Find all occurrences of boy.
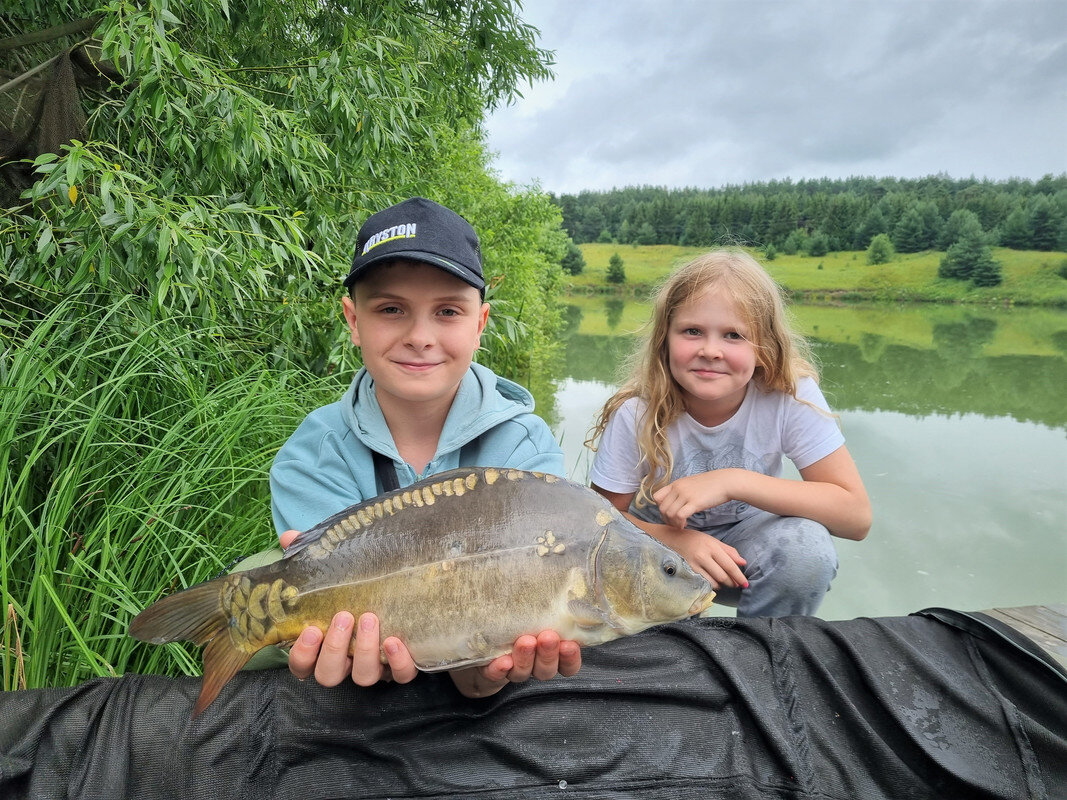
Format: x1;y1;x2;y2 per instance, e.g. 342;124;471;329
270;197;580;698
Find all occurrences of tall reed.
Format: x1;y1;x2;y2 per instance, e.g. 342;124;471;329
1;291;338;689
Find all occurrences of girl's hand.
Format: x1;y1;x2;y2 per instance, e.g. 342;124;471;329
653;470;740;530
592;482;747;589
663;528;748;589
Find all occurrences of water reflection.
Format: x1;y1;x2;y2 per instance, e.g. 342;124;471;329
551;298;1067;620
558;298;1067;428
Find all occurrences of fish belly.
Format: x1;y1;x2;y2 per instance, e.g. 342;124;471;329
289;549;596;671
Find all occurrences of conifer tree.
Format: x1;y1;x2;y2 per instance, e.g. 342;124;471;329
999;207;1034;249
939;218;1000;284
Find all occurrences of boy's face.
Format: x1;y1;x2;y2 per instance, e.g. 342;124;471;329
343;261;489;411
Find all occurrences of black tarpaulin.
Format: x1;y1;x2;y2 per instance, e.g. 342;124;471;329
1;610;1065;800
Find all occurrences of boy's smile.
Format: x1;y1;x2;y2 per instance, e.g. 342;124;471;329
667;288;757;427
344;261;489;416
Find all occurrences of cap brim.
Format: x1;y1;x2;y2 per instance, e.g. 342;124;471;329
343;251;484;291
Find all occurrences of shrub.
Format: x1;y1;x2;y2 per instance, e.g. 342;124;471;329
561;240;586;275
807;231;830;257
866;233;894;265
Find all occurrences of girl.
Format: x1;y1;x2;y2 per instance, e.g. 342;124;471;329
588;250;870;617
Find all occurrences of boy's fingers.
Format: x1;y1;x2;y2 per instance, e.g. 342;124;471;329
557;640;582;677
481;654;513;683
506;634;537;682
531;630;561;681
314;611;356;687
382;636;419;684
279;529;300;549
288;625;324;681
350;613;385;687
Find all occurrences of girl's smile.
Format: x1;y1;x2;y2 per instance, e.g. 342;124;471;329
667;288;757;427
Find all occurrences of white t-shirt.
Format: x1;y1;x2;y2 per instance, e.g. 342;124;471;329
589;377;845;530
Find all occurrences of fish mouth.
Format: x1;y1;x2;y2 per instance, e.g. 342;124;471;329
688;590;716;616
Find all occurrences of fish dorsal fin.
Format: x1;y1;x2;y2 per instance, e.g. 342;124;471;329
281;468;488;559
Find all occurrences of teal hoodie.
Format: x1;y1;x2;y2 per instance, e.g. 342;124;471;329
270;363;563;534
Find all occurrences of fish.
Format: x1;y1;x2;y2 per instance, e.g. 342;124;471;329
129;467;715;715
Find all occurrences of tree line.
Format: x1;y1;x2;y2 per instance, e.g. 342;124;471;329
552;175;1067;255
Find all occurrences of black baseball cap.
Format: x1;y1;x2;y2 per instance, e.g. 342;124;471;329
343;197;485;294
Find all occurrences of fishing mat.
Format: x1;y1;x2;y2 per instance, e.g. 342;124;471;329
1;609;1064;800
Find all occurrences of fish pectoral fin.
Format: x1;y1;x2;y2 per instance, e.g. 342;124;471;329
567;598;610;631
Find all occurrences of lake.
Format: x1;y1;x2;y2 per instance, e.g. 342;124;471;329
545;296;1067;621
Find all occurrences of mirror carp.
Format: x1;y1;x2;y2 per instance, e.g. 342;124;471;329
129;467;715;715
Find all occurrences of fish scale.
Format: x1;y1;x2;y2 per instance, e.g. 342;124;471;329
129;467;715;716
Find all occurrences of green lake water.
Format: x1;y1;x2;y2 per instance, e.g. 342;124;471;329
547;297;1067;621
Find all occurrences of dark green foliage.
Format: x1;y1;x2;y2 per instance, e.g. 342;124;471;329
866;233;894;265
853;206;889;249
606;252;626;284
807;231;830;257
561;239;586;275
782;228;809;255
1000;207;1034;249
552;176;1067;253
970;252;1004;287
1028;195;1063;251
764;243;778;261
939;218;1001;285
634;221;656;245
893;204;939;252
577;205;607;242
939;209;982;249
596;228;613;243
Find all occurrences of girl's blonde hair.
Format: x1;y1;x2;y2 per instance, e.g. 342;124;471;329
587;249;817;506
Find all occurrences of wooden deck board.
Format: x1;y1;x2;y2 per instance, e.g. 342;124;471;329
980;604;1067;670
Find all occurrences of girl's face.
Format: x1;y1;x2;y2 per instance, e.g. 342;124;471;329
667;287;757;427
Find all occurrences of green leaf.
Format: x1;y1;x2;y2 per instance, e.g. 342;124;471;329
37;225;54;254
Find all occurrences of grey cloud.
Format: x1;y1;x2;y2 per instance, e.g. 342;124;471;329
486;0;1066;192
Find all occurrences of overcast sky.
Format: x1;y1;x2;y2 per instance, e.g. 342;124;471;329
484;0;1066;194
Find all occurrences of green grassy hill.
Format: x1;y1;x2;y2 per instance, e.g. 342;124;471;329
572;243;1067;306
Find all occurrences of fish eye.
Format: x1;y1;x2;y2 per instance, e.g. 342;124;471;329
662;558;677;576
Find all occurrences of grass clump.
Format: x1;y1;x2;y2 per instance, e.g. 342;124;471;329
0;291;337;689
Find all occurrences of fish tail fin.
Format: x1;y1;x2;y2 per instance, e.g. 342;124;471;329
129;578;253;716
128;578;228;645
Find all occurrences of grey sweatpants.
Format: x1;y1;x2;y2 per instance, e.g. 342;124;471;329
703;510;839;618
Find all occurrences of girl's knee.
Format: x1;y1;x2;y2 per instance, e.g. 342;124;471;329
722;514;839;617
750;517;838;588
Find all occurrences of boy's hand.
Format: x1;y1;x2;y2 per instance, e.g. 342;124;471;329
449;630;582;698
279;530;419;688
652;469;741;530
